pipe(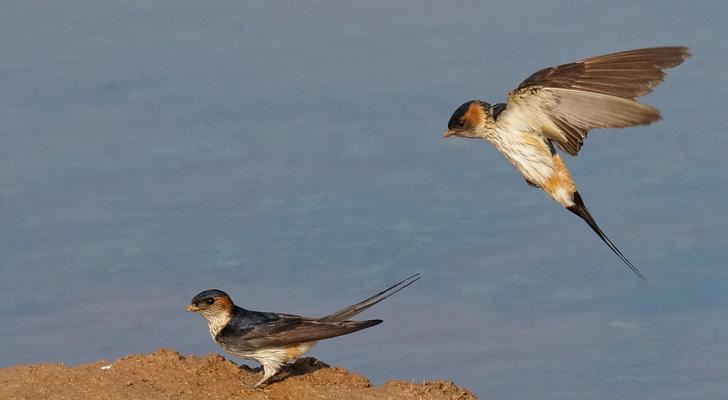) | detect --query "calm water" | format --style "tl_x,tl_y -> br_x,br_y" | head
1,1 -> 727,399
